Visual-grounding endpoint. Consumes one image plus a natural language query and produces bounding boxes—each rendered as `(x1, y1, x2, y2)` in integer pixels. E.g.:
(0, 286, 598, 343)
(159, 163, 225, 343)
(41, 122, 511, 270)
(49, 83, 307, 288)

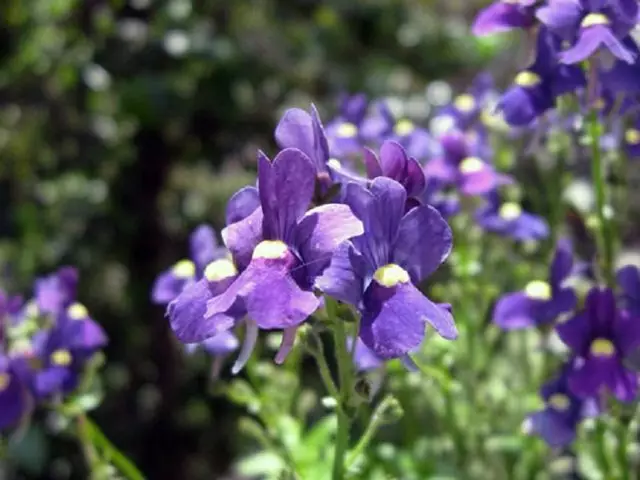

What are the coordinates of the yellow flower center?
(514, 71, 542, 88)
(454, 94, 476, 113)
(394, 119, 415, 136)
(548, 393, 571, 411)
(373, 264, 410, 288)
(337, 122, 358, 138)
(0, 373, 10, 392)
(590, 338, 615, 357)
(499, 202, 522, 220)
(581, 13, 610, 28)
(459, 156, 485, 174)
(252, 240, 289, 260)
(172, 259, 196, 278)
(67, 303, 89, 320)
(50, 349, 73, 366)
(524, 280, 552, 300)
(204, 259, 238, 282)
(625, 128, 640, 145)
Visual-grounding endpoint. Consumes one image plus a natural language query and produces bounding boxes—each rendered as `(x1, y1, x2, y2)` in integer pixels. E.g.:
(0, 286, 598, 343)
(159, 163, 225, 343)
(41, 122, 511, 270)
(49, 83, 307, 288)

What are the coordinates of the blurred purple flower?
(527, 367, 600, 447)
(494, 238, 577, 329)
(424, 130, 511, 196)
(475, 194, 549, 241)
(557, 287, 640, 402)
(498, 27, 586, 126)
(472, 0, 539, 36)
(536, 0, 638, 64)
(152, 225, 227, 305)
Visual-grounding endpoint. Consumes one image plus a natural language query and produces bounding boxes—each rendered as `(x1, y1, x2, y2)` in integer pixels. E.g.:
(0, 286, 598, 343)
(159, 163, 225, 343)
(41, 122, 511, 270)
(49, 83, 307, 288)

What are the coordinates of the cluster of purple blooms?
(0, 268, 107, 431)
(474, 0, 640, 448)
(494, 239, 640, 447)
(473, 0, 640, 155)
(150, 0, 640, 451)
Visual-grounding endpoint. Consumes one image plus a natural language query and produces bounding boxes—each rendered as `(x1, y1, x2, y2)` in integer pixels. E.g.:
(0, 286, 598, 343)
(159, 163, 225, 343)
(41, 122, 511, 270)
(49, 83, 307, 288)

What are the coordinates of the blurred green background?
(0, 0, 512, 478)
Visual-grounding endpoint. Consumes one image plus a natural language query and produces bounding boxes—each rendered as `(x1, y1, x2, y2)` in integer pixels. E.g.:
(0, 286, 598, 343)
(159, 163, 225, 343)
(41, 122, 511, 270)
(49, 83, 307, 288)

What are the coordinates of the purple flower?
(556, 287, 640, 402)
(152, 225, 227, 305)
(475, 195, 549, 241)
(275, 104, 331, 184)
(437, 74, 496, 132)
(498, 27, 586, 126)
(316, 177, 457, 360)
(472, 0, 539, 36)
(34, 267, 78, 316)
(527, 368, 600, 447)
(494, 238, 577, 329)
(325, 95, 372, 159)
(171, 148, 363, 372)
(363, 141, 426, 209)
(617, 265, 640, 316)
(0, 355, 30, 430)
(536, 0, 638, 64)
(31, 304, 108, 398)
(424, 130, 511, 196)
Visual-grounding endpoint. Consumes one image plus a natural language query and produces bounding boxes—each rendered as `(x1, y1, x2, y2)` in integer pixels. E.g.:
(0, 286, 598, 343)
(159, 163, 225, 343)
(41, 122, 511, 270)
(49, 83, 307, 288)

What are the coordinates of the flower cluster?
(474, 0, 640, 448)
(158, 100, 466, 376)
(474, 0, 640, 133)
(0, 267, 107, 431)
(494, 244, 640, 447)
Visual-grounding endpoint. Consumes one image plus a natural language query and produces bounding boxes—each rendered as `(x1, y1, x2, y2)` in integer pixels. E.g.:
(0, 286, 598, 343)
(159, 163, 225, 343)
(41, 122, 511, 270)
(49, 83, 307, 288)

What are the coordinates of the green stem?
(588, 107, 614, 286)
(84, 417, 146, 480)
(76, 414, 101, 476)
(328, 300, 353, 480)
(345, 395, 395, 469)
(309, 332, 340, 401)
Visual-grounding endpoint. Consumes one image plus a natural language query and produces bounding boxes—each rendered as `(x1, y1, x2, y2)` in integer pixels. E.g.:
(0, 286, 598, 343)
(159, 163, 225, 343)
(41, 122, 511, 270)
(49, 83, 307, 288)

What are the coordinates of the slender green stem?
(76, 414, 101, 476)
(320, 299, 354, 480)
(84, 417, 146, 480)
(345, 395, 395, 469)
(309, 332, 339, 401)
(332, 317, 352, 480)
(588, 107, 614, 286)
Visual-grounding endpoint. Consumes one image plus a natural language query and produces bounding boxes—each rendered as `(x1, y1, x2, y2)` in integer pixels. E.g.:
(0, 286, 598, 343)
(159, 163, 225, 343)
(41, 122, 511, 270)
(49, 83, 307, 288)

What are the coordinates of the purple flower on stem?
(527, 368, 599, 447)
(498, 27, 586, 126)
(472, 0, 539, 36)
(152, 225, 227, 305)
(475, 195, 549, 240)
(556, 287, 640, 402)
(171, 148, 363, 372)
(536, 0, 638, 64)
(494, 238, 577, 329)
(316, 177, 457, 360)
(31, 304, 107, 398)
(424, 130, 512, 196)
(0, 355, 29, 430)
